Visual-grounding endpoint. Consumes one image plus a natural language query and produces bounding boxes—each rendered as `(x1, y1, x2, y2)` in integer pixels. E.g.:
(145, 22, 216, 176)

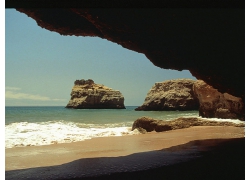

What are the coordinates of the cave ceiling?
(14, 4, 245, 99)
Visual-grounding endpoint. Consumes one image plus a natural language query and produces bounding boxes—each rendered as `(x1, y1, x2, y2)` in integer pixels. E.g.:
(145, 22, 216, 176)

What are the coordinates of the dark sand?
(5, 126, 245, 180)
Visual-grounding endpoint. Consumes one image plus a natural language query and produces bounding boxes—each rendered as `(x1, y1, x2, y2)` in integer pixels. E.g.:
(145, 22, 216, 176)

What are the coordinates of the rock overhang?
(15, 5, 244, 99)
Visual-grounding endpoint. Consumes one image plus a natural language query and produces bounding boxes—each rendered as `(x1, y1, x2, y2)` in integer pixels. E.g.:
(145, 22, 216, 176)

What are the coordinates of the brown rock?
(136, 79, 244, 120)
(66, 79, 125, 109)
(135, 79, 199, 111)
(132, 116, 244, 132)
(193, 80, 244, 120)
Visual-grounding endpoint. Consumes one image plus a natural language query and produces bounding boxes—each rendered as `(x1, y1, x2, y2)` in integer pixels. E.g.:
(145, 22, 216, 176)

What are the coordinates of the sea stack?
(135, 79, 199, 111)
(66, 79, 125, 109)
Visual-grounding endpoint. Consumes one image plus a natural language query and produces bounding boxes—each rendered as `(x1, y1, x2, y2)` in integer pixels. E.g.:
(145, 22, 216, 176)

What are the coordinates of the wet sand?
(5, 126, 245, 180)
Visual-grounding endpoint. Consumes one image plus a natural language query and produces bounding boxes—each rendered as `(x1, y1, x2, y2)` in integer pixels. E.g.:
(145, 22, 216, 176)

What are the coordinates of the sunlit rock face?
(66, 79, 125, 109)
(136, 79, 244, 120)
(16, 7, 244, 99)
(135, 79, 199, 111)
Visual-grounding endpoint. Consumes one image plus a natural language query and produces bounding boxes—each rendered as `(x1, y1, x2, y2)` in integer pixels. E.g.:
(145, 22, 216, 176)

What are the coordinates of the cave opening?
(6, 9, 197, 107)
(5, 6, 245, 180)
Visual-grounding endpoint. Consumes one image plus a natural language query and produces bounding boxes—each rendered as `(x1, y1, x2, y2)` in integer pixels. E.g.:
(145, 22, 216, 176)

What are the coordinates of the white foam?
(5, 117, 244, 149)
(199, 117, 245, 124)
(5, 121, 141, 149)
(170, 115, 244, 125)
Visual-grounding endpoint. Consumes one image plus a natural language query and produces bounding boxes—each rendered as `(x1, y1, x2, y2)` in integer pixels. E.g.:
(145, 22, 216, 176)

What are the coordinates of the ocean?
(5, 106, 243, 149)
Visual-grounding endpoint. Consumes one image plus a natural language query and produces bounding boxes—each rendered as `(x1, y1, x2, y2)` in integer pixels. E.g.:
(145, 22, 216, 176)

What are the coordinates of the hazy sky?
(5, 9, 196, 106)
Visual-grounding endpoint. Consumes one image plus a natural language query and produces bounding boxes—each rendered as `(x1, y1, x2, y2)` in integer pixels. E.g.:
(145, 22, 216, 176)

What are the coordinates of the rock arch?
(16, 7, 244, 99)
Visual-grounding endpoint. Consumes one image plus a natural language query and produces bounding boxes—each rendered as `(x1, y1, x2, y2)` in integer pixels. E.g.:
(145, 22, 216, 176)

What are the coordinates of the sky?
(5, 9, 198, 106)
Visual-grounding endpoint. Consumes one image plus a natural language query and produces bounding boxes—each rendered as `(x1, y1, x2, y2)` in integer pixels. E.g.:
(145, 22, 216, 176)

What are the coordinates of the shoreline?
(5, 114, 244, 149)
(6, 126, 245, 179)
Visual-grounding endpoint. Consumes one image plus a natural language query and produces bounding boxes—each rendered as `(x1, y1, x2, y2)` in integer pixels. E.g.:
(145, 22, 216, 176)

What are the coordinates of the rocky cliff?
(135, 79, 199, 111)
(66, 79, 125, 109)
(193, 80, 244, 120)
(136, 79, 244, 120)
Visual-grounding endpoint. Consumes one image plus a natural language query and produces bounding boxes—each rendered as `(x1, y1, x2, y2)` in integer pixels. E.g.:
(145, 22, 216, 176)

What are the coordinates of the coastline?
(6, 126, 245, 179)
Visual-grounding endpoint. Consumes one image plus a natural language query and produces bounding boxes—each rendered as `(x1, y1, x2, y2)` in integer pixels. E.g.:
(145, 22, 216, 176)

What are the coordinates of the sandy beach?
(5, 126, 245, 180)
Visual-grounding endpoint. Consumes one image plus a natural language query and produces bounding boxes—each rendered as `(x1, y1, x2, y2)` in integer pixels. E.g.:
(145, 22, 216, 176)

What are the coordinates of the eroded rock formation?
(66, 79, 125, 109)
(16, 8, 244, 99)
(136, 79, 244, 120)
(132, 116, 244, 133)
(135, 79, 199, 111)
(193, 80, 244, 120)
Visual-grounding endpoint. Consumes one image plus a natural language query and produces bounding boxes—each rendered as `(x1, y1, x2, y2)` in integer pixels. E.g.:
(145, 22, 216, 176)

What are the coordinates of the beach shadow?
(6, 138, 245, 180)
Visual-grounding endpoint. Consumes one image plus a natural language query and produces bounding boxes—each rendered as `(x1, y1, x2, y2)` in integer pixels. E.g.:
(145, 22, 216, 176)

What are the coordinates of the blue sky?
(5, 9, 196, 106)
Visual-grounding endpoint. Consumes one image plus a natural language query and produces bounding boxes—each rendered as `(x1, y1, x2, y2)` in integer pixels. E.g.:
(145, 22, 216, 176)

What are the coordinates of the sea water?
(5, 106, 243, 148)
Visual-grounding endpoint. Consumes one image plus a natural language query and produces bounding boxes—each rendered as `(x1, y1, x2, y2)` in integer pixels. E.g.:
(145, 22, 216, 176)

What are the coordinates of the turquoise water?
(5, 106, 199, 148)
(5, 106, 199, 125)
